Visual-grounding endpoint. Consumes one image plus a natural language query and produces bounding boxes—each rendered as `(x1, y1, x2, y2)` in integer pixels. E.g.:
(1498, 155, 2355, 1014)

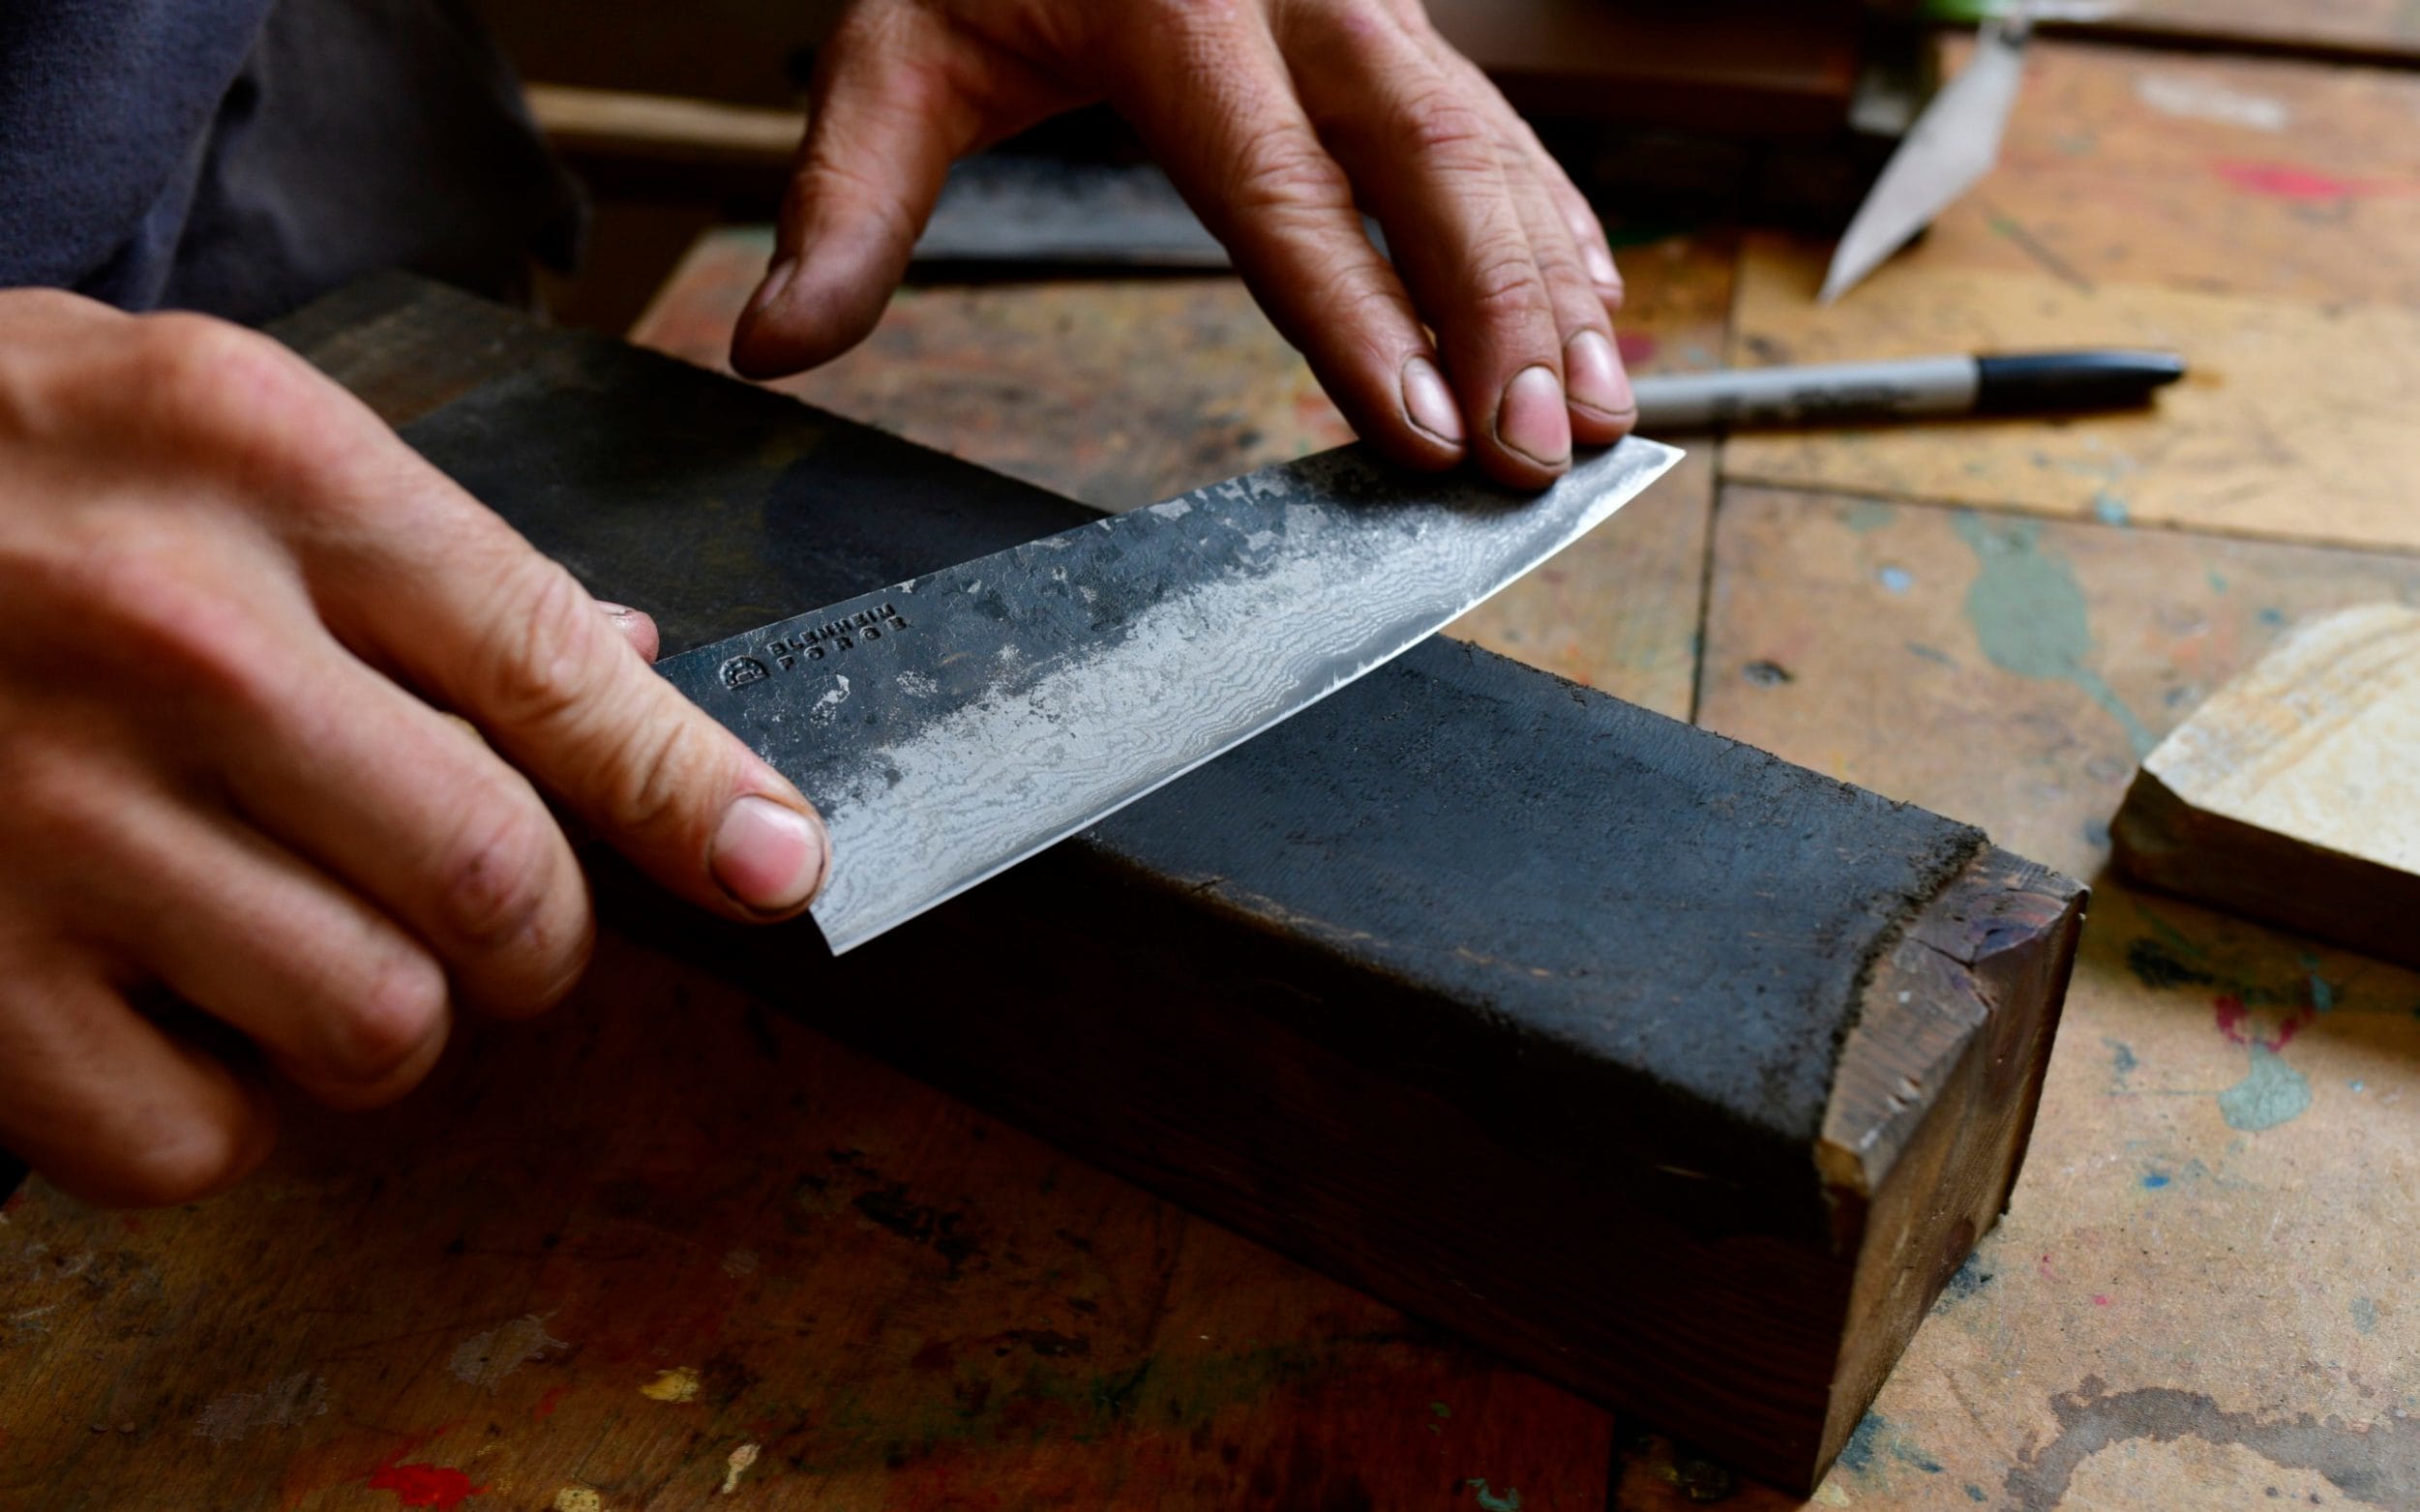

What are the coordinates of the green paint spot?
(2091, 489, 2131, 527)
(1430, 1401, 1451, 1418)
(1466, 1478, 1522, 1510)
(2207, 569, 2229, 594)
(1953, 512, 2155, 756)
(2218, 1043, 2312, 1131)
(2352, 1296, 2380, 1335)
(1844, 498, 1898, 533)
(2104, 1037, 2138, 1078)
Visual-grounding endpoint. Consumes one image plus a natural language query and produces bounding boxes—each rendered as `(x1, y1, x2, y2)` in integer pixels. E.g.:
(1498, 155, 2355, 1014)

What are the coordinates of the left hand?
(730, 0, 1634, 489)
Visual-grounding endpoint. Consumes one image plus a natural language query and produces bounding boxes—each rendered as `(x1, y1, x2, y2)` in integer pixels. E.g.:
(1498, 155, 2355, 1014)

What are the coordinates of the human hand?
(730, 0, 1632, 488)
(0, 290, 827, 1205)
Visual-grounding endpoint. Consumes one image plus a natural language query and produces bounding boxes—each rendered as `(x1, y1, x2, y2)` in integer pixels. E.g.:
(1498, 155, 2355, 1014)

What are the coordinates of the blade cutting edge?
(659, 435, 1683, 953)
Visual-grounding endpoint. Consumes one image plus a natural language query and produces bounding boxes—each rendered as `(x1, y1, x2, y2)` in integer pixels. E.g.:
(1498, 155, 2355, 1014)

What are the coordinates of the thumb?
(730, 10, 981, 379)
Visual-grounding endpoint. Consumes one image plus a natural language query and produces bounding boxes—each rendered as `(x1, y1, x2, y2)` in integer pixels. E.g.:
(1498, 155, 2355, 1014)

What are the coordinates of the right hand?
(0, 289, 829, 1206)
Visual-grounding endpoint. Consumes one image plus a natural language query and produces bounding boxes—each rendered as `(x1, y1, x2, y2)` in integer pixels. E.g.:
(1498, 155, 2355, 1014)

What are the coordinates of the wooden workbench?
(7, 29, 2420, 1512)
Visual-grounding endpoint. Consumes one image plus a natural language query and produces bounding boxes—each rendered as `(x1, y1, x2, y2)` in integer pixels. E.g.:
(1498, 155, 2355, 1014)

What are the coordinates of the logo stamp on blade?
(721, 604, 911, 692)
(720, 656, 769, 689)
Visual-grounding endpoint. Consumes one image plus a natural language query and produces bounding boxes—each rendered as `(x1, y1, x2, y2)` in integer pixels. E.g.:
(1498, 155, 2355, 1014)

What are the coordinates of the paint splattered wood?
(1721, 40, 2420, 550)
(2050, 0, 2420, 65)
(0, 935, 1617, 1510)
(629, 225, 1737, 721)
(1697, 485, 2420, 1505)
(2115, 603, 2420, 970)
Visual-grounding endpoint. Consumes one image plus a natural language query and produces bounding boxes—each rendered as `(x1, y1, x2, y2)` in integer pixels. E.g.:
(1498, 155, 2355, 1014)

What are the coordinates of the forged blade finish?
(659, 437, 1683, 953)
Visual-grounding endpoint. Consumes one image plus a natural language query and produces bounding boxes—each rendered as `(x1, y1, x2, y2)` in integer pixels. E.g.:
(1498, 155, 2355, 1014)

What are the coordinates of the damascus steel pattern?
(659, 438, 1683, 952)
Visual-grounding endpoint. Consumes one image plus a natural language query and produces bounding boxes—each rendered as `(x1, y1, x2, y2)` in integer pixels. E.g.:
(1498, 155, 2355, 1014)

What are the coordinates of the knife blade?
(1819, 12, 2032, 306)
(657, 436, 1684, 953)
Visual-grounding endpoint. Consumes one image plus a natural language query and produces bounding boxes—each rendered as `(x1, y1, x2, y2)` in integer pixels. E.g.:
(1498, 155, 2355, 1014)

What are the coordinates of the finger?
(1446, 49, 1624, 310)
(1284, 12, 1571, 484)
(218, 634, 600, 1020)
(81, 785, 452, 1111)
(598, 602, 660, 664)
(1482, 118, 1634, 442)
(1103, 9, 1467, 469)
(0, 953, 275, 1208)
(730, 6, 1061, 378)
(294, 458, 828, 926)
(1416, 44, 1630, 439)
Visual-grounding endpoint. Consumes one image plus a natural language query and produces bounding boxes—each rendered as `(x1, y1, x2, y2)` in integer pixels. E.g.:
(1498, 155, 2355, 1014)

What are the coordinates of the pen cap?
(1973, 350, 2187, 414)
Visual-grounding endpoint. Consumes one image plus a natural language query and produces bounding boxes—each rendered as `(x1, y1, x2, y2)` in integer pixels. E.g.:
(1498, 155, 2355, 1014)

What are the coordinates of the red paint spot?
(2212, 160, 2368, 200)
(1615, 331, 1659, 365)
(2093, 1294, 2112, 1307)
(2038, 1253, 2055, 1279)
(2214, 993, 2314, 1051)
(2, 1190, 25, 1216)
(532, 1384, 569, 1420)
(366, 1464, 485, 1509)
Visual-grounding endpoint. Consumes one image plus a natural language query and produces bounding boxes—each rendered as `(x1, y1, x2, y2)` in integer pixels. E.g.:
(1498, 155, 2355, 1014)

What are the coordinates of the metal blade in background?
(659, 437, 1684, 953)
(1819, 13, 2032, 305)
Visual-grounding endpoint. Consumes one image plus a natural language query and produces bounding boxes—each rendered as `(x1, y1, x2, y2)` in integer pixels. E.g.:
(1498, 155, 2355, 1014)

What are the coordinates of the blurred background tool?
(1820, 7, 2031, 302)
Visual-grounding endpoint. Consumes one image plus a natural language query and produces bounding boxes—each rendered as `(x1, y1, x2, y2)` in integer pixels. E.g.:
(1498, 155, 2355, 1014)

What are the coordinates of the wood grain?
(2115, 602, 2420, 968)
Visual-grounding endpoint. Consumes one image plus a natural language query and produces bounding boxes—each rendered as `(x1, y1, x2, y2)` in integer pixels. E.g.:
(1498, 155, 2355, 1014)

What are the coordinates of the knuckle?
(434, 795, 561, 957)
(136, 315, 285, 430)
(1394, 90, 1496, 166)
(596, 710, 737, 851)
(476, 565, 608, 729)
(1462, 243, 1553, 325)
(324, 947, 447, 1088)
(104, 1104, 256, 1206)
(1224, 128, 1354, 218)
(57, 538, 284, 717)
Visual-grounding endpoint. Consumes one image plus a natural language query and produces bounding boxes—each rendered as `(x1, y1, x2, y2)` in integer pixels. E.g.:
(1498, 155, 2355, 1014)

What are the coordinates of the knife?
(656, 436, 1683, 953)
(1820, 10, 2032, 305)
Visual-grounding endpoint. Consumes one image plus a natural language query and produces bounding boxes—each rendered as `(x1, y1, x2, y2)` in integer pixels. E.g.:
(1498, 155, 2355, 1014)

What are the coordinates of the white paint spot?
(2136, 74, 2288, 133)
(449, 1314, 566, 1391)
(1151, 498, 1192, 519)
(809, 675, 851, 724)
(896, 671, 940, 699)
(193, 1372, 327, 1443)
(1243, 530, 1278, 552)
(721, 1442, 761, 1495)
(553, 1489, 603, 1512)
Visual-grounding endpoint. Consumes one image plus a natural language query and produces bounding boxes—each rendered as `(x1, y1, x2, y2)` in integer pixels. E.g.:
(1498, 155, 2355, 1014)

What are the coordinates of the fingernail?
(743, 256, 799, 324)
(1584, 242, 1620, 287)
(1400, 356, 1464, 445)
(1564, 330, 1635, 420)
(711, 794, 827, 914)
(596, 602, 637, 619)
(1496, 366, 1571, 467)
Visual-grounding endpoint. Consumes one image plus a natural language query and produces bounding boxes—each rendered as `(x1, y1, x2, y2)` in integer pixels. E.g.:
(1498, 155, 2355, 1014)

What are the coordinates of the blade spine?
(814, 438, 1685, 953)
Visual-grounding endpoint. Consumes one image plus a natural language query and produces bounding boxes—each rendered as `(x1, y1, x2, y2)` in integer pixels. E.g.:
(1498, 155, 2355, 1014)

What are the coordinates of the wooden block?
(2114, 603, 2420, 969)
(1693, 482, 2420, 1505)
(274, 274, 2082, 1488)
